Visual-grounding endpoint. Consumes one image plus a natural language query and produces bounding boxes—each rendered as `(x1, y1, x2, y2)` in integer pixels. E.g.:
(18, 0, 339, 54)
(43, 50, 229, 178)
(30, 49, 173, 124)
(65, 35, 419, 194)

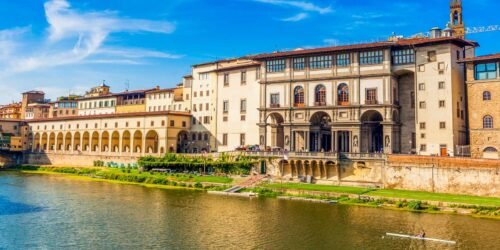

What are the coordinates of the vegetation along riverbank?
(7, 165, 499, 219)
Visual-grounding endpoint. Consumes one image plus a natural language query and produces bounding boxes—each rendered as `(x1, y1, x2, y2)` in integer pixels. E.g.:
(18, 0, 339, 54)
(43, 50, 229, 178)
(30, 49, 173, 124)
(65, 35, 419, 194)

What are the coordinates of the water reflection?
(0, 196, 45, 215)
(0, 172, 498, 249)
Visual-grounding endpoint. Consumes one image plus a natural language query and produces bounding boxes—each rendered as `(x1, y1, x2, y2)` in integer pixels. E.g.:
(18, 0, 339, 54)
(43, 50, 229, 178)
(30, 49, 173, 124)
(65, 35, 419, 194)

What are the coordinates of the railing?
(337, 101, 349, 106)
(173, 96, 184, 102)
(293, 103, 305, 108)
(339, 152, 386, 160)
(314, 102, 326, 106)
(365, 99, 378, 105)
(270, 103, 280, 108)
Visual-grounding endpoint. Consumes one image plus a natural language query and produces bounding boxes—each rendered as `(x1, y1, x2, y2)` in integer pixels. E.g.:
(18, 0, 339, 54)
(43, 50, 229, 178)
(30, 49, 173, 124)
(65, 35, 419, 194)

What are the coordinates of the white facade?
(78, 96, 117, 116)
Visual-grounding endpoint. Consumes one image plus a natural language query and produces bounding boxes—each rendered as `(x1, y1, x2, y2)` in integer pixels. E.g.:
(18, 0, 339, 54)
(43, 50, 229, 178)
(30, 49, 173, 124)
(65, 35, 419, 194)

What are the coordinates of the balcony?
(294, 103, 305, 108)
(315, 102, 326, 106)
(365, 99, 378, 105)
(337, 101, 349, 106)
(270, 103, 280, 108)
(174, 96, 184, 102)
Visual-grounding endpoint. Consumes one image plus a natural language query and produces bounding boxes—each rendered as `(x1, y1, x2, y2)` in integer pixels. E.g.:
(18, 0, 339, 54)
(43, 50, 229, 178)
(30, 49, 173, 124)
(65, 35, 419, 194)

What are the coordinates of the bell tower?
(450, 0, 465, 38)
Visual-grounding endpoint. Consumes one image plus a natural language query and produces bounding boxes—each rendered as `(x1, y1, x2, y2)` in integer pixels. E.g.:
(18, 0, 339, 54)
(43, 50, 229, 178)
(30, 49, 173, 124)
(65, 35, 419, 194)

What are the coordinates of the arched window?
(204, 133, 209, 141)
(192, 134, 197, 141)
(337, 83, 349, 106)
(314, 85, 326, 106)
(453, 11, 459, 25)
(294, 86, 304, 107)
(197, 133, 202, 140)
(483, 91, 491, 101)
(483, 115, 493, 128)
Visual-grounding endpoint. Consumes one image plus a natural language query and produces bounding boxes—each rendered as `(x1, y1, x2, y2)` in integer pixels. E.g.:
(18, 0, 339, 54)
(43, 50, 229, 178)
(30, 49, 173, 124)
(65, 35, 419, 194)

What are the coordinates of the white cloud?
(255, 0, 332, 14)
(95, 47, 183, 59)
(0, 0, 176, 77)
(323, 38, 339, 46)
(281, 13, 308, 22)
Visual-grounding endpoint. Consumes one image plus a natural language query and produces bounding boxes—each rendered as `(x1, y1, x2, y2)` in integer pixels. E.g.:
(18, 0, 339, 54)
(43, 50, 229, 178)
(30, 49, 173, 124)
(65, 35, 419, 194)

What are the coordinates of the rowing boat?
(386, 233, 456, 244)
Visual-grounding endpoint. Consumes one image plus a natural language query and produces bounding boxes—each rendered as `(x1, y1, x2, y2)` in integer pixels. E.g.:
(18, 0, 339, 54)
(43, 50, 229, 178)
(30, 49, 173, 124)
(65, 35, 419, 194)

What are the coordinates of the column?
(351, 128, 360, 153)
(305, 131, 310, 152)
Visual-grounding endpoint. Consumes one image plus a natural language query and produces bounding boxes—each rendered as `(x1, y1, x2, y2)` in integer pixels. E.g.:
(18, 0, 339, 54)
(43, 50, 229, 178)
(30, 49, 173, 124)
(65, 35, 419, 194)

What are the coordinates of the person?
(417, 230, 426, 238)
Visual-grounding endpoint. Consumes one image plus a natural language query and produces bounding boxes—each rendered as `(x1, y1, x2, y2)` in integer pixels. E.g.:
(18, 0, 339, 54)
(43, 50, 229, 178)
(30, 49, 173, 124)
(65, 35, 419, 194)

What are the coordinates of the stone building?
(250, 36, 476, 156)
(28, 111, 191, 156)
(0, 103, 21, 119)
(0, 119, 30, 151)
(463, 53, 500, 159)
(49, 95, 80, 118)
(77, 83, 116, 116)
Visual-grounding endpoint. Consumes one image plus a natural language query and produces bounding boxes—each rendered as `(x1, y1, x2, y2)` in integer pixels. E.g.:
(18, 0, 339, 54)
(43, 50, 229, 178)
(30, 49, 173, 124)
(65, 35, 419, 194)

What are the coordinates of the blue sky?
(0, 0, 498, 102)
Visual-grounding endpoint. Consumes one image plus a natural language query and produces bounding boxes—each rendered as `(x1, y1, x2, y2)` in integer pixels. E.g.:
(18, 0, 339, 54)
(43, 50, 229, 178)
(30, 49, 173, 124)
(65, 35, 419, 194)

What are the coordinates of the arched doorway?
(145, 130, 159, 154)
(133, 130, 142, 153)
(177, 131, 189, 153)
(64, 132, 72, 151)
(56, 132, 64, 151)
(74, 132, 81, 151)
(41, 133, 48, 151)
(91, 132, 99, 152)
(82, 132, 90, 151)
(111, 131, 120, 152)
(361, 110, 384, 153)
(101, 131, 110, 152)
(122, 131, 131, 153)
(34, 133, 41, 152)
(49, 132, 56, 151)
(309, 111, 332, 152)
(266, 113, 285, 149)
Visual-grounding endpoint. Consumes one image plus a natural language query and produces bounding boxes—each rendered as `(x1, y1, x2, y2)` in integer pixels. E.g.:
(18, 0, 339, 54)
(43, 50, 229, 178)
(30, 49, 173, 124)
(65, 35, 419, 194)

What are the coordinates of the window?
(266, 59, 286, 73)
(200, 91, 203, 97)
(418, 83, 425, 90)
(338, 83, 349, 105)
(483, 91, 491, 100)
(241, 71, 247, 84)
(223, 100, 229, 113)
(241, 115, 246, 121)
(199, 73, 209, 80)
(206, 90, 209, 96)
(222, 134, 228, 146)
(240, 99, 247, 112)
(475, 63, 497, 80)
(360, 50, 383, 65)
(204, 116, 210, 124)
(224, 74, 229, 86)
(418, 65, 425, 72)
(170, 120, 175, 127)
(439, 122, 446, 129)
(192, 117, 197, 125)
(294, 86, 305, 107)
(270, 93, 280, 108)
(336, 54, 350, 67)
(192, 134, 197, 141)
(438, 62, 445, 70)
(438, 81, 445, 89)
(421, 133, 426, 139)
(240, 133, 246, 146)
(182, 121, 186, 127)
(420, 122, 426, 129)
(392, 49, 415, 65)
(366, 88, 377, 104)
(161, 120, 165, 126)
(439, 100, 446, 107)
(206, 103, 209, 110)
(410, 91, 415, 109)
(483, 115, 493, 128)
(204, 134, 209, 141)
(314, 85, 326, 106)
(194, 91, 197, 97)
(309, 55, 332, 69)
(420, 144, 427, 151)
(419, 101, 426, 109)
(427, 51, 436, 62)
(293, 58, 305, 70)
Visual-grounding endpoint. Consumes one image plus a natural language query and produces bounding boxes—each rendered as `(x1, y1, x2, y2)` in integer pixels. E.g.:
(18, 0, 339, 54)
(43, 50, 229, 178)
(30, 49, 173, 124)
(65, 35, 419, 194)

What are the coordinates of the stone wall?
(25, 152, 139, 167)
(385, 155, 500, 197)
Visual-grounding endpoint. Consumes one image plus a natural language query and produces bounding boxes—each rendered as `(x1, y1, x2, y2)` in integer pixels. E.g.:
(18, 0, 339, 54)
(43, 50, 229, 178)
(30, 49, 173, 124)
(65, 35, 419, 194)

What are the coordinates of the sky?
(0, 0, 498, 102)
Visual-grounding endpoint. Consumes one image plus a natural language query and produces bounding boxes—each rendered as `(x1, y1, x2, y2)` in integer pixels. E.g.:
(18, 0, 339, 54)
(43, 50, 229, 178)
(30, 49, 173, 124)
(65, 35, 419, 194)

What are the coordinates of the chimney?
(156, 85, 160, 90)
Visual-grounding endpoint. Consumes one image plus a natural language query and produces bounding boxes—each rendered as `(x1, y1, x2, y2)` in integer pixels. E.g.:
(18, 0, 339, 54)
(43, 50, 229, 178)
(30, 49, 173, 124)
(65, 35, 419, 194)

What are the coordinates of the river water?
(0, 172, 498, 249)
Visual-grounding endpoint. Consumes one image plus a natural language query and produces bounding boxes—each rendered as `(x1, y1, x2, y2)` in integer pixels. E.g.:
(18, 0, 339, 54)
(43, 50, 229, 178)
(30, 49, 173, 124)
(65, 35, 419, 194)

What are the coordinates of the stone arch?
(296, 160, 304, 177)
(309, 111, 332, 152)
(265, 112, 285, 149)
(326, 161, 336, 179)
(101, 131, 110, 152)
(133, 130, 143, 153)
(74, 132, 81, 151)
(279, 160, 291, 177)
(41, 133, 48, 151)
(360, 110, 384, 153)
(122, 131, 131, 152)
(34, 133, 41, 152)
(145, 130, 159, 154)
(91, 131, 99, 152)
(82, 132, 90, 151)
(111, 131, 120, 152)
(64, 132, 71, 151)
(177, 130, 189, 153)
(56, 132, 64, 151)
(49, 132, 56, 151)
(304, 160, 311, 176)
(483, 147, 498, 159)
(311, 160, 320, 179)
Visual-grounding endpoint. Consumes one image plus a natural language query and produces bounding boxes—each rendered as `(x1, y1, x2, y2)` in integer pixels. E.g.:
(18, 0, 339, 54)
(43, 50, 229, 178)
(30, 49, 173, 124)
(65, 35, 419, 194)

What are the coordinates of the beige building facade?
(463, 54, 500, 159)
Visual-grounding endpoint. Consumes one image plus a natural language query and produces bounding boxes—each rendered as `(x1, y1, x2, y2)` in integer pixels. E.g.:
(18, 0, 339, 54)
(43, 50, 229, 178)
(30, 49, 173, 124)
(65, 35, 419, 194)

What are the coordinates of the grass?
(368, 189, 500, 207)
(263, 183, 371, 195)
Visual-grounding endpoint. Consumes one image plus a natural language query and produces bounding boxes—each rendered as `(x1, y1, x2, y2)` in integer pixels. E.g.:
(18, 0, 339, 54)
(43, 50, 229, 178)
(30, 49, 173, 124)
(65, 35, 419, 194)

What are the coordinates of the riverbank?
(6, 166, 499, 219)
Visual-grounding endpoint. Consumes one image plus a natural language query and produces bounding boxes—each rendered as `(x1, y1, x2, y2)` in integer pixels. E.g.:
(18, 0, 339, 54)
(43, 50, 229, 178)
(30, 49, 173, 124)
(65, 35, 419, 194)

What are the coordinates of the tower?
(450, 0, 465, 38)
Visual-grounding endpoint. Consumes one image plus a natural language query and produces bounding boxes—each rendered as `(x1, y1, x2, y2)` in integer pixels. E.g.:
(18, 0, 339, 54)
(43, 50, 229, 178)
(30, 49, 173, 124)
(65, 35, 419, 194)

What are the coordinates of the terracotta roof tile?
(459, 53, 500, 63)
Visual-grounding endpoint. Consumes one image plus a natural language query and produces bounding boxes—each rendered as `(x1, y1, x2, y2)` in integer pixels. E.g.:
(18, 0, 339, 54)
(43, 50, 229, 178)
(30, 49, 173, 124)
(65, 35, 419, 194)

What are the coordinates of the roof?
(77, 94, 116, 101)
(113, 88, 156, 96)
(27, 111, 191, 123)
(22, 90, 45, 95)
(247, 37, 478, 60)
(215, 62, 261, 72)
(0, 119, 24, 123)
(145, 87, 176, 94)
(459, 53, 500, 63)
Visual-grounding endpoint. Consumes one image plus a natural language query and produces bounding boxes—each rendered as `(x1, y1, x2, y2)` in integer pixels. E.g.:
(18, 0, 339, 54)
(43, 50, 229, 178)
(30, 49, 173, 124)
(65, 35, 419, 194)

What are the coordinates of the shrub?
(194, 182, 203, 188)
(407, 200, 423, 210)
(395, 201, 405, 208)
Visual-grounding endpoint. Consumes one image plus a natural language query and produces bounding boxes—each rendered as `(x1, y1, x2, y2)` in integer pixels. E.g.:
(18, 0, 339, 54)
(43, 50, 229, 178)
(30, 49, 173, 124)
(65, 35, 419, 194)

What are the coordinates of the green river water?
(0, 172, 498, 249)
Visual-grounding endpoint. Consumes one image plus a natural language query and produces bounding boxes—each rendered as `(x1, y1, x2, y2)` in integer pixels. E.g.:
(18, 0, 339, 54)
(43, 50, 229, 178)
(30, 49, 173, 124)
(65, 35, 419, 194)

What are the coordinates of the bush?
(407, 200, 423, 210)
(395, 201, 405, 208)
(194, 182, 203, 188)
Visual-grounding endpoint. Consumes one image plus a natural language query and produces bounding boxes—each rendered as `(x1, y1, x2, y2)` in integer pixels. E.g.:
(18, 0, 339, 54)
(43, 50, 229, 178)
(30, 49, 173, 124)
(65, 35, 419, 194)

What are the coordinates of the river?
(0, 172, 498, 249)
